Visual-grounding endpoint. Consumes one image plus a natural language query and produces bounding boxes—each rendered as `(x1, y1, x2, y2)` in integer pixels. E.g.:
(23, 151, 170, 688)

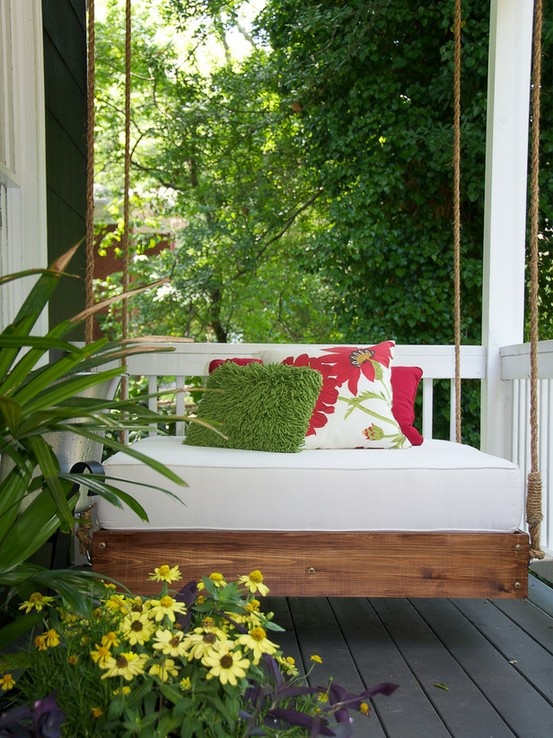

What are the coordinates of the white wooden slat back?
(124, 343, 487, 442)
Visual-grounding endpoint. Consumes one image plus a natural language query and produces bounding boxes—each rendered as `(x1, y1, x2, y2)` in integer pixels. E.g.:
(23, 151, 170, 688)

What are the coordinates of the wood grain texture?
(92, 529, 529, 598)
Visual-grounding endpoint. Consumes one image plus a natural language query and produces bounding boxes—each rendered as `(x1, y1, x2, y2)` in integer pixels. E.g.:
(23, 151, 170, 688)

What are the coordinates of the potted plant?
(0, 245, 186, 647)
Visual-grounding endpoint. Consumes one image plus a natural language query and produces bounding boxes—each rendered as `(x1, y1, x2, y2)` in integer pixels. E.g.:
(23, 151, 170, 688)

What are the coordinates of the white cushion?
(98, 437, 524, 533)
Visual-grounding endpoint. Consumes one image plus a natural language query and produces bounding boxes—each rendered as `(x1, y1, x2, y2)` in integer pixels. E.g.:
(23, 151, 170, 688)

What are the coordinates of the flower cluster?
(0, 566, 397, 737)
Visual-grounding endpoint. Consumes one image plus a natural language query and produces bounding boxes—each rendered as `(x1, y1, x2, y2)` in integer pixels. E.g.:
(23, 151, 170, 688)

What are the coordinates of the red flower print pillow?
(260, 342, 411, 449)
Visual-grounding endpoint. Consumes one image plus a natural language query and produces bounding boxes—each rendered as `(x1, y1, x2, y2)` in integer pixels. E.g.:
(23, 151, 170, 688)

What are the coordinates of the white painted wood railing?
(501, 340, 553, 555)
(124, 342, 488, 441)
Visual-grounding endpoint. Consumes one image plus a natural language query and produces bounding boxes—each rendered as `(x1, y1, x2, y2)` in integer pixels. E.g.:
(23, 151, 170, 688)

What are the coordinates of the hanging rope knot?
(526, 472, 543, 526)
(527, 471, 544, 560)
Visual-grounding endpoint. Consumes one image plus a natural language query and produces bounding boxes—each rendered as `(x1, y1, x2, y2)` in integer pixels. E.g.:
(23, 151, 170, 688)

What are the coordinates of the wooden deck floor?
(265, 575, 553, 738)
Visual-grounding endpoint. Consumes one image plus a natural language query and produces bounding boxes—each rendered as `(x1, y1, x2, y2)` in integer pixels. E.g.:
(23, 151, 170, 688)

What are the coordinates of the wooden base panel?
(92, 529, 530, 599)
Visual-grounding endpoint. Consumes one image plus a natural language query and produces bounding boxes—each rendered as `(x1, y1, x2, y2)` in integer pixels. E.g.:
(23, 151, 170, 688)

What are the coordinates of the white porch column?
(481, 0, 534, 457)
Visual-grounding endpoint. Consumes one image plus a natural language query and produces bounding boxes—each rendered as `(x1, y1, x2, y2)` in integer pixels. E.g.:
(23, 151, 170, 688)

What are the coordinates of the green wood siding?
(42, 0, 87, 327)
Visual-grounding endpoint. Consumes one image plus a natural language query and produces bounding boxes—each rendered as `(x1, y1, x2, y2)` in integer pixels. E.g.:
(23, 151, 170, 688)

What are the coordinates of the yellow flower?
(113, 686, 131, 696)
(33, 629, 60, 650)
(127, 596, 147, 614)
(35, 634, 48, 651)
(236, 626, 278, 664)
(149, 564, 182, 583)
(90, 644, 113, 666)
(100, 652, 149, 681)
(182, 626, 232, 661)
(67, 654, 79, 666)
(359, 702, 370, 716)
(277, 655, 298, 676)
(58, 608, 79, 625)
(197, 572, 227, 590)
(148, 595, 187, 623)
(310, 654, 323, 664)
(91, 707, 103, 719)
(149, 658, 179, 682)
(153, 629, 188, 657)
(18, 592, 55, 613)
(245, 598, 261, 613)
(226, 609, 263, 628)
(44, 629, 60, 648)
(238, 570, 270, 596)
(0, 674, 16, 691)
(180, 676, 192, 691)
(202, 647, 251, 686)
(104, 594, 128, 615)
(120, 612, 156, 646)
(101, 631, 120, 648)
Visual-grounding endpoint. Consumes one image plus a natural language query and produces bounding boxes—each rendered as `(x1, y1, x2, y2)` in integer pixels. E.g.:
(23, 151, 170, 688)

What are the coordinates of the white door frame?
(0, 0, 48, 330)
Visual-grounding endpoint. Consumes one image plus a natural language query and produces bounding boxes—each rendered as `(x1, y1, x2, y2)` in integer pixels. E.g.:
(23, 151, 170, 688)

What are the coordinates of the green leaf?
(0, 395, 22, 433)
(0, 611, 44, 652)
(4, 244, 80, 323)
(0, 461, 34, 543)
(159, 683, 184, 706)
(24, 435, 75, 531)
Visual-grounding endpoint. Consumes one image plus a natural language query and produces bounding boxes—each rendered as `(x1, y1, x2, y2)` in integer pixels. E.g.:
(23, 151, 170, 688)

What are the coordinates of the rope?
(122, 0, 132, 346)
(527, 0, 544, 560)
(452, 0, 462, 443)
(85, 0, 96, 344)
(118, 0, 133, 420)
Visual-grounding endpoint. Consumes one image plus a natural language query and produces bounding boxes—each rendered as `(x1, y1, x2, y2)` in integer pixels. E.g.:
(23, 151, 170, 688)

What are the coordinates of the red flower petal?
(282, 355, 339, 435)
(320, 342, 394, 395)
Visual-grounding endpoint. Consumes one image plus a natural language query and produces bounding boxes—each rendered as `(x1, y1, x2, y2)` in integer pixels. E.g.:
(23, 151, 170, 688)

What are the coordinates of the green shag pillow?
(184, 361, 323, 453)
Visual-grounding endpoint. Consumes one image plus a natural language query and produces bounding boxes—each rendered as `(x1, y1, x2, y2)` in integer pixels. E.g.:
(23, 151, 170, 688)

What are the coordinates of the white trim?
(481, 0, 534, 458)
(0, 0, 48, 330)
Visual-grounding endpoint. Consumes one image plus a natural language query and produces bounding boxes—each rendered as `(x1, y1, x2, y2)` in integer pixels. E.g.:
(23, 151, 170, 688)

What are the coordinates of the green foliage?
(257, 0, 491, 344)
(94, 0, 337, 343)
(0, 246, 188, 639)
(94, 0, 552, 347)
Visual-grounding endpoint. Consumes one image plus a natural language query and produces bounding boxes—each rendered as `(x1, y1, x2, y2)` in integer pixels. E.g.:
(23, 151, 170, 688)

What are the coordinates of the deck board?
(412, 598, 552, 737)
(287, 598, 381, 738)
(331, 597, 457, 738)
(452, 598, 553, 702)
(264, 575, 553, 738)
(371, 598, 516, 738)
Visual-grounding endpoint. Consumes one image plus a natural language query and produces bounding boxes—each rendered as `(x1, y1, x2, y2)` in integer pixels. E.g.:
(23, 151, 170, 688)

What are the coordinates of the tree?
(256, 0, 492, 345)
(95, 0, 552, 346)
(94, 0, 338, 342)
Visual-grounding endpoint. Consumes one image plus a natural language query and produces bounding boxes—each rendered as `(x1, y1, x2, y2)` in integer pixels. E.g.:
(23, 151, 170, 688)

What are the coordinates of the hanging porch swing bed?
(90, 342, 530, 600)
(88, 1, 543, 600)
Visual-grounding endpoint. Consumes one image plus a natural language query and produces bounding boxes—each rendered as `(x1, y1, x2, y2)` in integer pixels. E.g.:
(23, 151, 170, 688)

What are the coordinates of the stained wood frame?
(92, 529, 530, 599)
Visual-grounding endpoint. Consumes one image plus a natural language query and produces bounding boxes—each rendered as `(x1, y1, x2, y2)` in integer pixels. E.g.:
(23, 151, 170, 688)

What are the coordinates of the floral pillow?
(260, 342, 410, 449)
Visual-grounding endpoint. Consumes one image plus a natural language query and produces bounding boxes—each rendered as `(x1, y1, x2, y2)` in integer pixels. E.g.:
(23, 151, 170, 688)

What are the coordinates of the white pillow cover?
(261, 341, 410, 449)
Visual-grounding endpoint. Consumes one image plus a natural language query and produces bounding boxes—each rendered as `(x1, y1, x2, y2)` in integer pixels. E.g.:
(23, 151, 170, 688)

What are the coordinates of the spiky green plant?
(0, 245, 186, 646)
